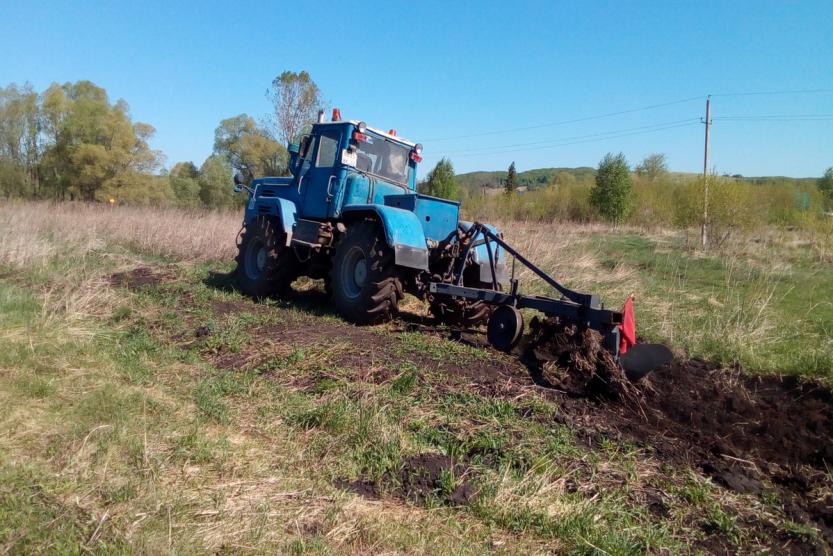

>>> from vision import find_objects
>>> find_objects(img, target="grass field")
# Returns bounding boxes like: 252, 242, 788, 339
1, 201, 831, 554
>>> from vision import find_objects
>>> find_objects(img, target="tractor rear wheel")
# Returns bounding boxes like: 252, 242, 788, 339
331, 220, 403, 324
235, 216, 297, 298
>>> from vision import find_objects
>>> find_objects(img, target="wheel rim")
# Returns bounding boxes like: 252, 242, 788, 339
245, 239, 267, 279
340, 246, 367, 299
487, 305, 524, 351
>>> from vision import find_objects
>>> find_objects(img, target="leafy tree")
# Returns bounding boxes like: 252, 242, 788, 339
505, 161, 517, 194
169, 161, 201, 207
214, 114, 287, 180
0, 83, 41, 196
198, 155, 236, 208
170, 175, 201, 207
635, 153, 668, 180
590, 152, 632, 222
818, 167, 833, 210
266, 71, 324, 144
98, 171, 175, 206
420, 158, 459, 200
171, 161, 198, 179
36, 80, 162, 201
0, 159, 26, 198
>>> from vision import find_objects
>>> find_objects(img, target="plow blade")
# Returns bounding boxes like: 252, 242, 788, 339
619, 343, 674, 381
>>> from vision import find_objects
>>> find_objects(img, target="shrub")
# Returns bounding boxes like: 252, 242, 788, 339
590, 152, 632, 223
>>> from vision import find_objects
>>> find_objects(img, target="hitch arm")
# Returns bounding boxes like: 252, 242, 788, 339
470, 223, 600, 309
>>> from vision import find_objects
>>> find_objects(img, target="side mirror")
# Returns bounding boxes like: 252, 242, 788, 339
233, 173, 244, 193
288, 142, 300, 155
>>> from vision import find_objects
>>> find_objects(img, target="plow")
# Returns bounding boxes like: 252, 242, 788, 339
233, 109, 673, 381
427, 222, 673, 380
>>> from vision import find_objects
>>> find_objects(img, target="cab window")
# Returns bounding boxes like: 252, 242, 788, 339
302, 136, 317, 164
316, 131, 340, 168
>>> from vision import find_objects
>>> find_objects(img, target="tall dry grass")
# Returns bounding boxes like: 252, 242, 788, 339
0, 200, 241, 268
494, 219, 640, 298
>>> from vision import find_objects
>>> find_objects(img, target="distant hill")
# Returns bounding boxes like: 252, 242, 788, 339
456, 167, 596, 193
456, 167, 818, 193
737, 175, 817, 186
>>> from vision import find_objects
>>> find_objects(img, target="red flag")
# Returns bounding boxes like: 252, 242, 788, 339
619, 295, 636, 354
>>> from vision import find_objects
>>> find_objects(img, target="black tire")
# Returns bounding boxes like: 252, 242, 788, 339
235, 216, 297, 298
331, 220, 403, 324
487, 305, 524, 352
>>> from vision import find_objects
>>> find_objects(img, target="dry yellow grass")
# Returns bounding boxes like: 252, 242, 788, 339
0, 200, 240, 267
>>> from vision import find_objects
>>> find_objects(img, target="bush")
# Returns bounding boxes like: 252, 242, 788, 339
420, 158, 459, 200
590, 152, 632, 223
672, 176, 761, 246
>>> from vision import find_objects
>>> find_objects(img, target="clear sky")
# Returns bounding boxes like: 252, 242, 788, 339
2, 1, 831, 177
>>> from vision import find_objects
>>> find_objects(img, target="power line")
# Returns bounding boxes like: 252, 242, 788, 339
710, 88, 833, 98
423, 96, 703, 142
417, 88, 832, 163
423, 120, 699, 159
714, 113, 833, 121
422, 89, 832, 144
437, 118, 700, 155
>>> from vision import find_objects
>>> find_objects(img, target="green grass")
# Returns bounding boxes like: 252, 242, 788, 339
0, 464, 130, 554
563, 231, 833, 379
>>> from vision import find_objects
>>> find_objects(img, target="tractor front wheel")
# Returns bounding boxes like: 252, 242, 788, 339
235, 216, 297, 298
331, 220, 403, 324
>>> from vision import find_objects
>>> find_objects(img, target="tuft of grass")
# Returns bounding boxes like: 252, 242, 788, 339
0, 464, 129, 554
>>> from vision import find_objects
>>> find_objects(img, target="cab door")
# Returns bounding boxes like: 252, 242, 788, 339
301, 128, 341, 219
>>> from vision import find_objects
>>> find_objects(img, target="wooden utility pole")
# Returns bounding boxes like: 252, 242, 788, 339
700, 96, 712, 249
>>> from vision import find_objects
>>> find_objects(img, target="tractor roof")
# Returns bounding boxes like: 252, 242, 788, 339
314, 120, 418, 148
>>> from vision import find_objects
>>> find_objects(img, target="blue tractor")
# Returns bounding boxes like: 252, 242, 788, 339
233, 109, 672, 375
233, 109, 502, 328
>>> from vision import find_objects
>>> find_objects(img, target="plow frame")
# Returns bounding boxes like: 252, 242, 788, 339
428, 222, 623, 356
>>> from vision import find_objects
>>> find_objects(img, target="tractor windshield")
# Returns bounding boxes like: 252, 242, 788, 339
355, 133, 411, 185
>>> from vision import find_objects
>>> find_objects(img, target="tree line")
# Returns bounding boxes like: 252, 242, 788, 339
418, 151, 833, 247
0, 71, 323, 207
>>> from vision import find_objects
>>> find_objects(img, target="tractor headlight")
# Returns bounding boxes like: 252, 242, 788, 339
414, 143, 423, 155
356, 121, 367, 134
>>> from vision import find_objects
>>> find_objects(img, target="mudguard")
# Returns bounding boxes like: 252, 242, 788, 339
342, 205, 429, 270
245, 196, 298, 247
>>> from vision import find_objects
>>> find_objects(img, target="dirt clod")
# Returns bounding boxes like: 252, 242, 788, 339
525, 317, 640, 402
335, 454, 476, 506
395, 453, 475, 505
334, 478, 379, 499
108, 266, 167, 290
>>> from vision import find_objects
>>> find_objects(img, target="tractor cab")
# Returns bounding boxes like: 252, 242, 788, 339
283, 110, 424, 221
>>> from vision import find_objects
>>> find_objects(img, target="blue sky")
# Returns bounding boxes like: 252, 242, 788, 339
2, 0, 832, 177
